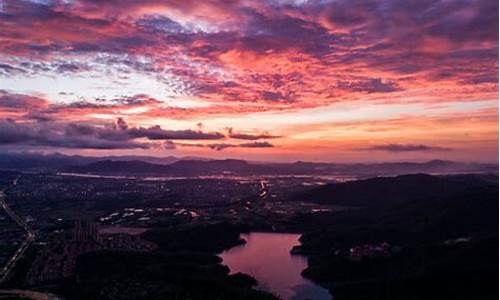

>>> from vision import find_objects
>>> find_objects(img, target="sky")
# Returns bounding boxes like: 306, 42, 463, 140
0, 0, 498, 162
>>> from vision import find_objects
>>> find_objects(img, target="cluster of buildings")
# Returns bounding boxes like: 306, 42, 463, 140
99, 207, 202, 226
26, 221, 156, 285
339, 242, 396, 261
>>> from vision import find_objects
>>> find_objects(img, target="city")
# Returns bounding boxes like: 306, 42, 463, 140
0, 157, 497, 299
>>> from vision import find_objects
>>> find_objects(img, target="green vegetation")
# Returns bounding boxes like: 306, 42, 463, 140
56, 222, 278, 300
143, 222, 247, 253
292, 174, 499, 300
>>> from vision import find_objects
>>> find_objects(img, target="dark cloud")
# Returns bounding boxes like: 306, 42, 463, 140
0, 118, 229, 150
225, 127, 281, 140
336, 78, 400, 93
62, 118, 225, 142
239, 141, 274, 148
136, 15, 185, 34
178, 141, 275, 151
0, 89, 283, 152
260, 91, 293, 102
358, 143, 452, 152
242, 9, 334, 56
0, 90, 48, 110
319, 0, 498, 46
115, 117, 129, 130
0, 63, 26, 75
55, 62, 89, 73
129, 126, 225, 140
0, 119, 149, 149
323, 1, 375, 27
0, 60, 92, 76
207, 141, 275, 151
206, 143, 233, 151
425, 0, 498, 43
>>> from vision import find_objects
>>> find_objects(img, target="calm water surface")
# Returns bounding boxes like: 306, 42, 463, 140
220, 232, 332, 300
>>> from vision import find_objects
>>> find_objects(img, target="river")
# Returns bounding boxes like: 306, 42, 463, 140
220, 232, 332, 300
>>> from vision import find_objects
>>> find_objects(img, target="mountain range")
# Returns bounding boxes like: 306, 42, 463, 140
0, 152, 494, 177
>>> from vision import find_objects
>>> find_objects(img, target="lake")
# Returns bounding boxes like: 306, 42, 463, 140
220, 232, 332, 300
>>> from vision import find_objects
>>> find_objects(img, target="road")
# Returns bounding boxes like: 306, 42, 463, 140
253, 180, 268, 207
0, 176, 36, 284
0, 289, 63, 300
259, 180, 268, 198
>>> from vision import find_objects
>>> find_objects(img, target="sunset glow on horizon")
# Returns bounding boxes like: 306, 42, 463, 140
0, 0, 498, 162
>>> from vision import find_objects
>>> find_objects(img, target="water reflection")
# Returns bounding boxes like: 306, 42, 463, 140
220, 232, 332, 300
